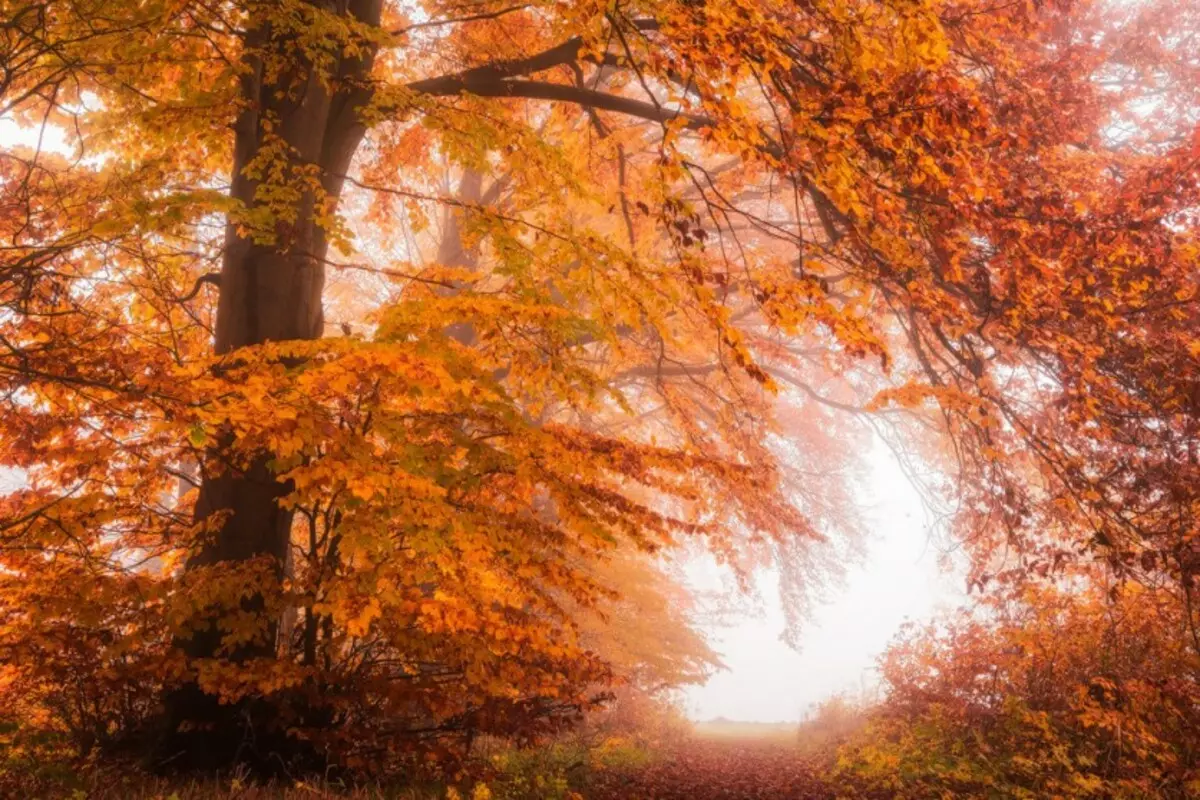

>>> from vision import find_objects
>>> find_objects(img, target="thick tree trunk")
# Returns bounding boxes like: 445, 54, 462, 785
161, 0, 381, 772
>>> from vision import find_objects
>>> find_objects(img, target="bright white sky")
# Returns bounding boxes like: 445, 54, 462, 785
684, 438, 966, 722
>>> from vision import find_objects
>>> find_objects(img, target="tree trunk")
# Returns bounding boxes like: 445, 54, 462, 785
161, 0, 381, 772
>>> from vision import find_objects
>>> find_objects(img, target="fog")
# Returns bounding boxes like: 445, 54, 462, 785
686, 439, 966, 721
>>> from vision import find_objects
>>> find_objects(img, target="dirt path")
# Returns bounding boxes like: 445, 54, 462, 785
585, 738, 835, 800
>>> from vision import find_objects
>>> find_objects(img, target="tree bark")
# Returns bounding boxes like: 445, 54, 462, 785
162, 0, 382, 772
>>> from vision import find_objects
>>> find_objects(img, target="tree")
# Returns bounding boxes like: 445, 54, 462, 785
2, 0, 1198, 777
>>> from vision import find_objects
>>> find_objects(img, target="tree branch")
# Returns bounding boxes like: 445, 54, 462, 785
406, 18, 658, 93
176, 272, 221, 304
411, 77, 710, 128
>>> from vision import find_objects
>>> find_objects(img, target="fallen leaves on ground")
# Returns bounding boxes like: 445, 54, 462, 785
587, 738, 834, 800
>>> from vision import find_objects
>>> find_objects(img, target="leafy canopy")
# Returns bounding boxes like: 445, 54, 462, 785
1, 0, 1198, 775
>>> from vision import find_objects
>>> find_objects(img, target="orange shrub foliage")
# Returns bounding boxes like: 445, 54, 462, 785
835, 583, 1200, 798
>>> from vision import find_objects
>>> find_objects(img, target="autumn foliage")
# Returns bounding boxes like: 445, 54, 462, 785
1, 0, 1200, 789
834, 583, 1200, 798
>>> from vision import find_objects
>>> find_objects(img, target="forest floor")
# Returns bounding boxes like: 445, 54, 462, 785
586, 736, 836, 800
6, 724, 843, 798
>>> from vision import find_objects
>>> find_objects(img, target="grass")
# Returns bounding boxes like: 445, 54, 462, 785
1, 737, 661, 799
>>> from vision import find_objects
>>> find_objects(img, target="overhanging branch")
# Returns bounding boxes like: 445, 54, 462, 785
406, 18, 659, 92
411, 76, 711, 128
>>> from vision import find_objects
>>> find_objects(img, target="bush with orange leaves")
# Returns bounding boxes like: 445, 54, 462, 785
834, 582, 1200, 799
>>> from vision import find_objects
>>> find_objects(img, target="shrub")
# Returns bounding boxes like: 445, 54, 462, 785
834, 584, 1200, 799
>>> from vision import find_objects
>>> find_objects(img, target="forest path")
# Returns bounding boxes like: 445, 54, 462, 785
585, 737, 835, 800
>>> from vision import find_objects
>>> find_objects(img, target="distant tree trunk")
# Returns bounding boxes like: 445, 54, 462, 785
162, 0, 382, 771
